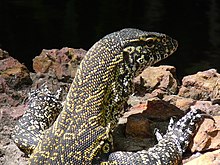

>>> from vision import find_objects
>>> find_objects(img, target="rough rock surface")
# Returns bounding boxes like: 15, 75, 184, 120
0, 105, 27, 120
125, 114, 152, 138
0, 109, 29, 165
0, 49, 31, 108
189, 116, 220, 152
0, 49, 31, 89
33, 47, 86, 81
179, 69, 220, 100
191, 100, 220, 116
163, 95, 196, 111
123, 97, 184, 139
184, 149, 220, 165
126, 97, 183, 120
133, 65, 178, 98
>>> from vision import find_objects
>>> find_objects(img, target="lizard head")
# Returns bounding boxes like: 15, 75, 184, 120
121, 29, 178, 76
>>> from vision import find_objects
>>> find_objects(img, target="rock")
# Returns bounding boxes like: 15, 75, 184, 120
119, 97, 184, 141
125, 114, 152, 138
133, 65, 178, 98
0, 80, 28, 107
0, 105, 28, 165
189, 116, 220, 152
163, 96, 220, 115
0, 93, 20, 107
0, 77, 8, 93
120, 97, 184, 125
179, 69, 220, 100
142, 97, 184, 120
0, 105, 27, 121
183, 149, 220, 165
0, 141, 28, 165
127, 95, 148, 107
191, 101, 220, 116
113, 124, 156, 151
119, 103, 147, 124
0, 49, 9, 60
163, 95, 196, 111
0, 50, 32, 89
0, 49, 31, 107
33, 47, 86, 81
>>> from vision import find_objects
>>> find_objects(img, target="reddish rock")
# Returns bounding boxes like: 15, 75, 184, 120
0, 93, 20, 107
0, 105, 29, 165
120, 97, 183, 125
134, 65, 178, 98
189, 116, 220, 152
119, 103, 147, 124
0, 49, 31, 107
33, 47, 86, 80
0, 105, 27, 121
142, 97, 184, 120
0, 77, 8, 93
126, 114, 152, 138
179, 69, 220, 100
191, 101, 220, 116
119, 97, 184, 141
163, 95, 196, 111
183, 149, 220, 165
0, 50, 31, 89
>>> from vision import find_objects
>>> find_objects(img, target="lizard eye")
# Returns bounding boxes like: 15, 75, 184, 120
145, 38, 155, 48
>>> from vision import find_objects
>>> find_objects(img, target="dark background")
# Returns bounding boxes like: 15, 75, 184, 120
1, 0, 220, 78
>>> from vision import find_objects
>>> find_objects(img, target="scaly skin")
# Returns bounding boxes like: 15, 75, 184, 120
12, 84, 63, 156
15, 28, 178, 164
